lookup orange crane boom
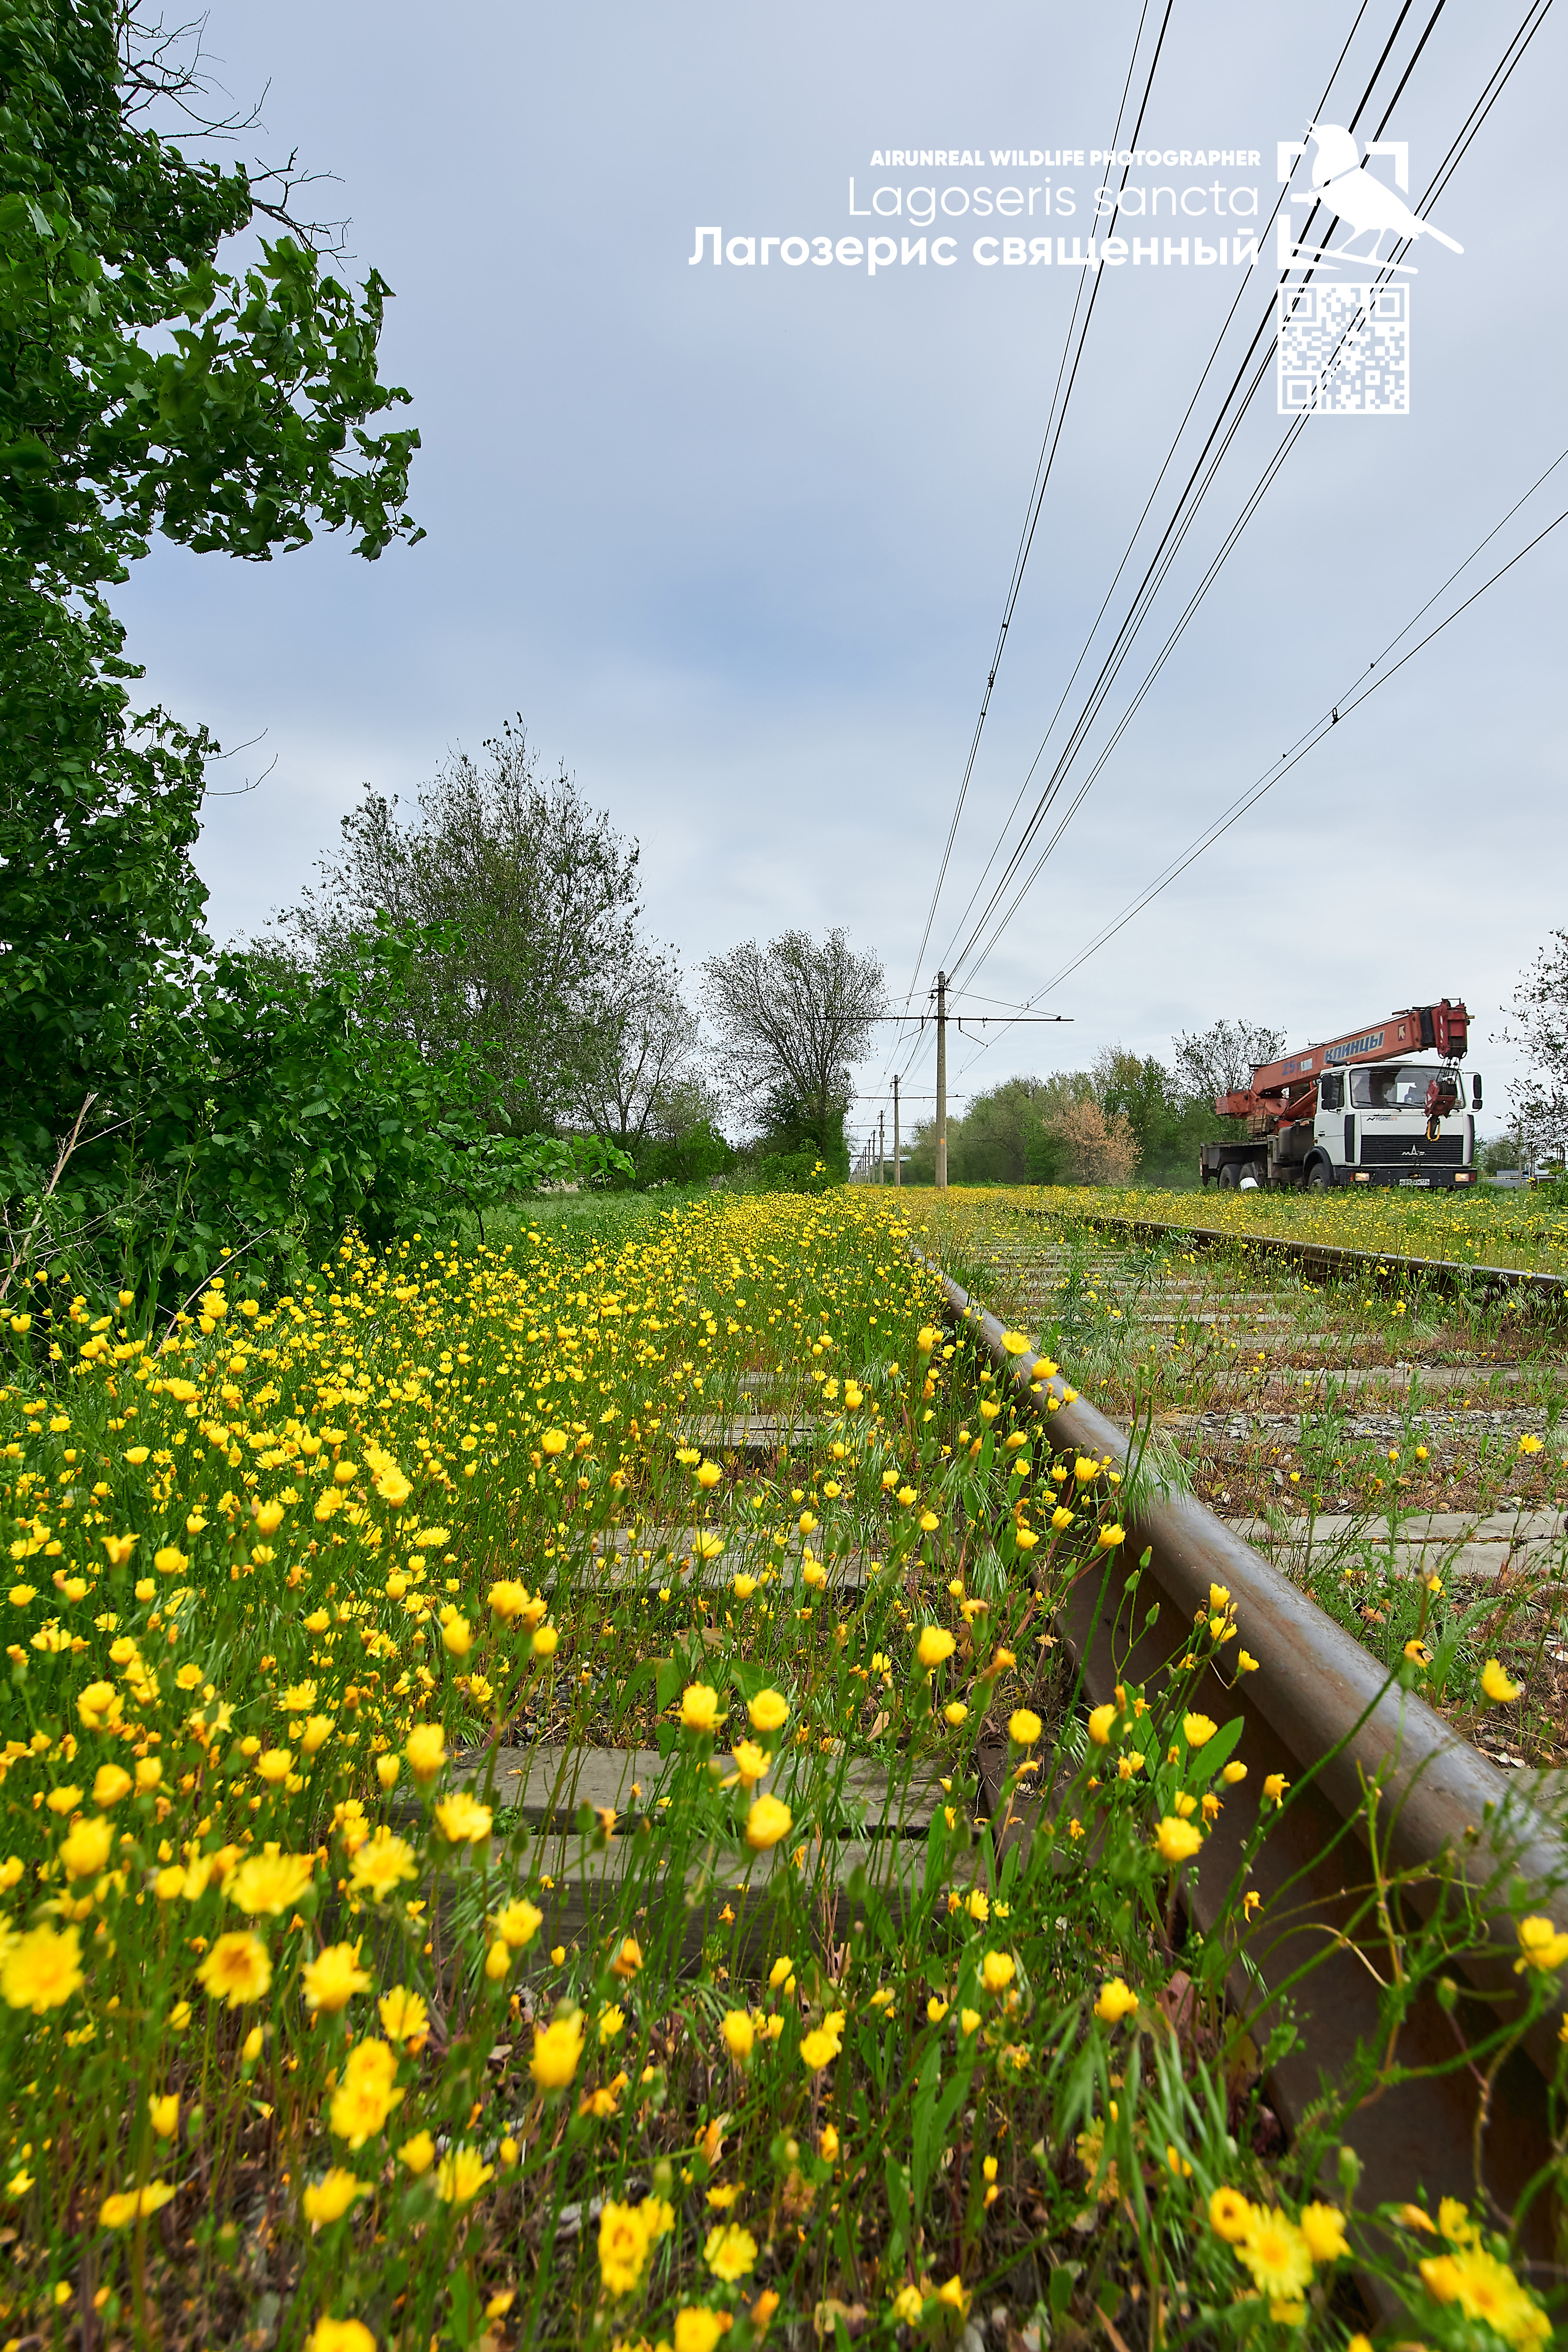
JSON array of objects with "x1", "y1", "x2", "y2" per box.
[{"x1": 1216, "y1": 999, "x2": 1468, "y2": 1132}]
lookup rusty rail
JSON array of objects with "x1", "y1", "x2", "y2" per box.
[
  {"x1": 936, "y1": 1268, "x2": 1568, "y2": 2265},
  {"x1": 1031, "y1": 1205, "x2": 1568, "y2": 1309}
]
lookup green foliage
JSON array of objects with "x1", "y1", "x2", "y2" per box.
[
  {"x1": 7, "y1": 923, "x2": 632, "y2": 1303},
  {"x1": 281, "y1": 725, "x2": 643, "y2": 1134},
  {"x1": 626, "y1": 1119, "x2": 735, "y2": 1191},
  {"x1": 0, "y1": 1, "x2": 425, "y2": 1293}
]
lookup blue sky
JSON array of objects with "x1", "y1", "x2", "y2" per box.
[{"x1": 119, "y1": 1, "x2": 1567, "y2": 1144}]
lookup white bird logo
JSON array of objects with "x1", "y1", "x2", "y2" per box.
[{"x1": 1306, "y1": 122, "x2": 1463, "y2": 262}]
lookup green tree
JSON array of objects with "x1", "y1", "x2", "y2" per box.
[
  {"x1": 0, "y1": 0, "x2": 420, "y2": 1200},
  {"x1": 283, "y1": 725, "x2": 641, "y2": 1134},
  {"x1": 702, "y1": 929, "x2": 884, "y2": 1171}
]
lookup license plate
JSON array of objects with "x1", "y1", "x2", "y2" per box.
[{"x1": 1397, "y1": 1177, "x2": 1431, "y2": 1188}]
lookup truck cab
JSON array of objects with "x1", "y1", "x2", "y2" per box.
[{"x1": 1304, "y1": 1060, "x2": 1481, "y2": 1189}]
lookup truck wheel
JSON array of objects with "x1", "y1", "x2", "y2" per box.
[
  {"x1": 1218, "y1": 1161, "x2": 1240, "y2": 1190},
  {"x1": 1306, "y1": 1159, "x2": 1333, "y2": 1191}
]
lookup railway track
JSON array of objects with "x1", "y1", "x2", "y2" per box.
[
  {"x1": 1046, "y1": 1205, "x2": 1568, "y2": 1310},
  {"x1": 928, "y1": 1218, "x2": 1568, "y2": 2284}
]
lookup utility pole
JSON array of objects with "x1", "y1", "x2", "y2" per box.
[
  {"x1": 893, "y1": 1073, "x2": 901, "y2": 1188},
  {"x1": 878, "y1": 1109, "x2": 885, "y2": 1186},
  {"x1": 934, "y1": 970, "x2": 948, "y2": 1191}
]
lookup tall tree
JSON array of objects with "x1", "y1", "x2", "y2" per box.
[
  {"x1": 1170, "y1": 1018, "x2": 1285, "y2": 1106},
  {"x1": 1506, "y1": 930, "x2": 1568, "y2": 1155},
  {"x1": 702, "y1": 929, "x2": 884, "y2": 1154},
  {"x1": 573, "y1": 945, "x2": 702, "y2": 1145},
  {"x1": 284, "y1": 724, "x2": 641, "y2": 1133},
  {"x1": 0, "y1": 0, "x2": 419, "y2": 1186}
]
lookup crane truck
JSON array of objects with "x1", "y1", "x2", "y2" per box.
[{"x1": 1197, "y1": 998, "x2": 1482, "y2": 1191}]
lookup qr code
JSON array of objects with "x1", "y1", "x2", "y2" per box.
[{"x1": 1276, "y1": 283, "x2": 1408, "y2": 414}]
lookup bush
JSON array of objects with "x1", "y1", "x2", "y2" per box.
[{"x1": 628, "y1": 1120, "x2": 735, "y2": 1190}]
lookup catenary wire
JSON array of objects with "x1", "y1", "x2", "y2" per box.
[{"x1": 945, "y1": 0, "x2": 1548, "y2": 998}]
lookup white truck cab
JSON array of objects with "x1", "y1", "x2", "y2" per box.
[{"x1": 1304, "y1": 1060, "x2": 1481, "y2": 1189}]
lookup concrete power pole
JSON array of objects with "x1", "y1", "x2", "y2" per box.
[
  {"x1": 893, "y1": 1073, "x2": 901, "y2": 1188},
  {"x1": 878, "y1": 1109, "x2": 885, "y2": 1186},
  {"x1": 935, "y1": 970, "x2": 948, "y2": 1191}
]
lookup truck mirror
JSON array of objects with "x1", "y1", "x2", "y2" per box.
[{"x1": 1471, "y1": 1074, "x2": 1482, "y2": 1111}]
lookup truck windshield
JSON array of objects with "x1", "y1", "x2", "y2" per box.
[{"x1": 1349, "y1": 1066, "x2": 1438, "y2": 1110}]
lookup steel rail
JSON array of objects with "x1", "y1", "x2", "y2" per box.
[
  {"x1": 935, "y1": 1266, "x2": 1568, "y2": 2265},
  {"x1": 1015, "y1": 1205, "x2": 1568, "y2": 1309}
]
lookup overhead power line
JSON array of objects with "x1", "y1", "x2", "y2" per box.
[
  {"x1": 897, "y1": 0, "x2": 1174, "y2": 1015},
  {"x1": 939, "y1": 0, "x2": 1489, "y2": 993}
]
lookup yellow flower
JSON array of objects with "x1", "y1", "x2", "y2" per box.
[
  {"x1": 1236, "y1": 2209, "x2": 1312, "y2": 2299},
  {"x1": 1155, "y1": 1817, "x2": 1203, "y2": 1865},
  {"x1": 1182, "y1": 1712, "x2": 1218, "y2": 1747},
  {"x1": 1482, "y1": 1658, "x2": 1521, "y2": 1703},
  {"x1": 891, "y1": 2287, "x2": 925, "y2": 2324},
  {"x1": 1262, "y1": 1773, "x2": 1289, "y2": 1804},
  {"x1": 307, "y1": 2318, "x2": 376, "y2": 2352},
  {"x1": 541, "y1": 1429, "x2": 568, "y2": 1455},
  {"x1": 980, "y1": 1952, "x2": 1015, "y2": 1994},
  {"x1": 1, "y1": 1923, "x2": 83, "y2": 2013},
  {"x1": 304, "y1": 1943, "x2": 373, "y2": 2014},
  {"x1": 1086, "y1": 1703, "x2": 1116, "y2": 1746},
  {"x1": 800, "y1": 2022, "x2": 843, "y2": 2071},
  {"x1": 404, "y1": 1723, "x2": 445, "y2": 1782},
  {"x1": 230, "y1": 1851, "x2": 314, "y2": 1916},
  {"x1": 674, "y1": 2313, "x2": 725, "y2": 2352},
  {"x1": 378, "y1": 1986, "x2": 430, "y2": 2049},
  {"x1": 917, "y1": 1626, "x2": 955, "y2": 1670},
  {"x1": 532, "y1": 1624, "x2": 559, "y2": 1657},
  {"x1": 1514, "y1": 1915, "x2": 1568, "y2": 1974},
  {"x1": 1418, "y1": 2245, "x2": 1546, "y2": 2342},
  {"x1": 1209, "y1": 2185, "x2": 1253, "y2": 2241},
  {"x1": 440, "y1": 1613, "x2": 472, "y2": 1658},
  {"x1": 436, "y1": 2146, "x2": 494, "y2": 2206},
  {"x1": 496, "y1": 1899, "x2": 544, "y2": 1950},
  {"x1": 1299, "y1": 2201, "x2": 1349, "y2": 2263},
  {"x1": 349, "y1": 1831, "x2": 417, "y2": 1902},
  {"x1": 927, "y1": 1997, "x2": 949, "y2": 2024},
  {"x1": 934, "y1": 2275, "x2": 970, "y2": 2314},
  {"x1": 374, "y1": 1465, "x2": 412, "y2": 1508},
  {"x1": 99, "y1": 2182, "x2": 175, "y2": 2229},
  {"x1": 60, "y1": 1815, "x2": 112, "y2": 1881},
  {"x1": 727, "y1": 1739, "x2": 772, "y2": 1789},
  {"x1": 1094, "y1": 1978, "x2": 1138, "y2": 2025},
  {"x1": 254, "y1": 1747, "x2": 293, "y2": 1786},
  {"x1": 745, "y1": 1793, "x2": 792, "y2": 1851},
  {"x1": 722, "y1": 2009, "x2": 754, "y2": 2059},
  {"x1": 434, "y1": 1792, "x2": 493, "y2": 1845},
  {"x1": 197, "y1": 1931, "x2": 273, "y2": 2008},
  {"x1": 330, "y1": 2038, "x2": 403, "y2": 2147},
  {"x1": 1095, "y1": 1524, "x2": 1126, "y2": 1550},
  {"x1": 944, "y1": 1701, "x2": 968, "y2": 1726},
  {"x1": 599, "y1": 2197, "x2": 654, "y2": 2296},
  {"x1": 704, "y1": 2222, "x2": 759, "y2": 2282},
  {"x1": 680, "y1": 1682, "x2": 724, "y2": 1734},
  {"x1": 747, "y1": 1688, "x2": 788, "y2": 1733},
  {"x1": 77, "y1": 1680, "x2": 122, "y2": 1730},
  {"x1": 398, "y1": 2130, "x2": 435, "y2": 2176},
  {"x1": 92, "y1": 1765, "x2": 132, "y2": 1807},
  {"x1": 1007, "y1": 1709, "x2": 1042, "y2": 1745},
  {"x1": 148, "y1": 2093, "x2": 179, "y2": 2138},
  {"x1": 531, "y1": 2012, "x2": 585, "y2": 2090},
  {"x1": 302, "y1": 2170, "x2": 366, "y2": 2227}
]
